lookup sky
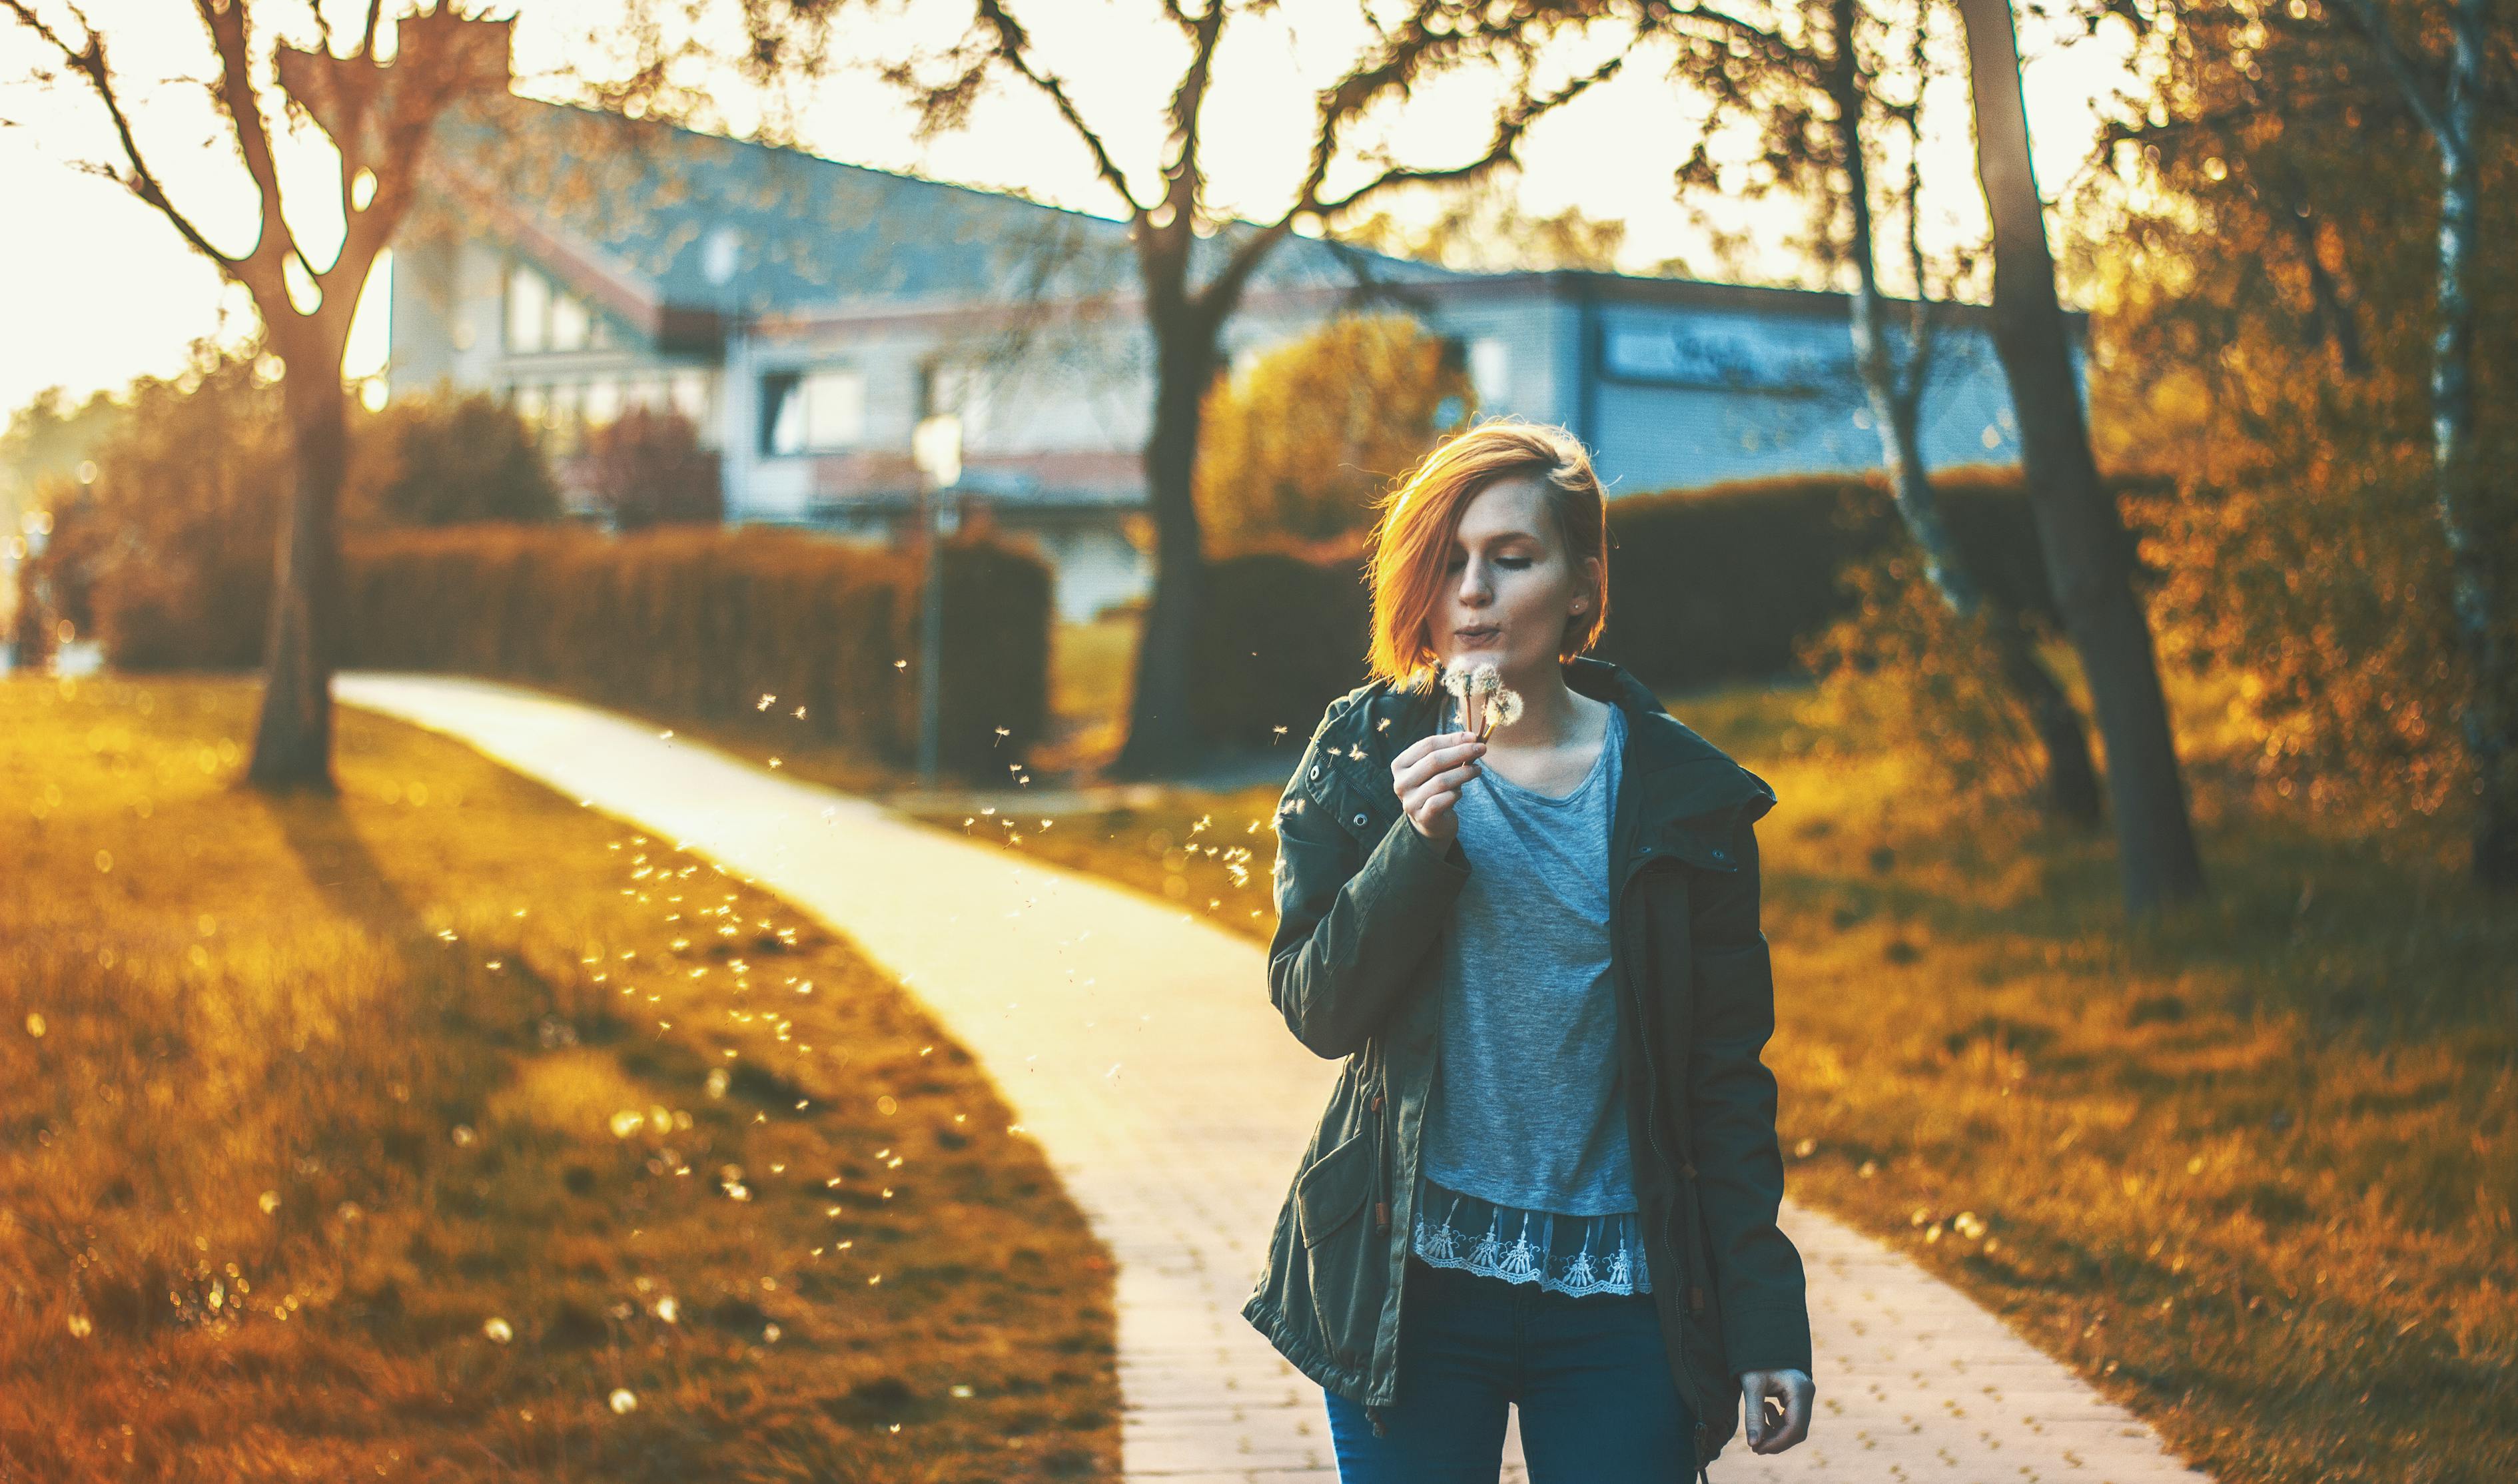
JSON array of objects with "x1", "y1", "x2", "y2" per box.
[{"x1": 0, "y1": 0, "x2": 2149, "y2": 419}]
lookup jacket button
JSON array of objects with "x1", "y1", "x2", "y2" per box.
[
  {"x1": 1353, "y1": 812, "x2": 1367, "y2": 827},
  {"x1": 1709, "y1": 849, "x2": 1729, "y2": 863},
  {"x1": 1310, "y1": 763, "x2": 1322, "y2": 780}
]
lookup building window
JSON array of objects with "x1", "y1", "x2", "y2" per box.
[
  {"x1": 1469, "y1": 338, "x2": 1509, "y2": 408},
  {"x1": 550, "y1": 291, "x2": 590, "y2": 353},
  {"x1": 920, "y1": 361, "x2": 991, "y2": 444},
  {"x1": 761, "y1": 368, "x2": 865, "y2": 455},
  {"x1": 506, "y1": 264, "x2": 550, "y2": 352}
]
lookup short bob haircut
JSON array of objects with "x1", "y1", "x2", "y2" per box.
[{"x1": 1363, "y1": 416, "x2": 1611, "y2": 693}]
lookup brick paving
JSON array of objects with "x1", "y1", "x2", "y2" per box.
[{"x1": 338, "y1": 673, "x2": 2216, "y2": 1484}]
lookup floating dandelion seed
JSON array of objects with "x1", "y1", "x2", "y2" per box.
[
  {"x1": 608, "y1": 1389, "x2": 637, "y2": 1415},
  {"x1": 484, "y1": 1317, "x2": 514, "y2": 1343},
  {"x1": 24, "y1": 1014, "x2": 44, "y2": 1037},
  {"x1": 258, "y1": 1190, "x2": 280, "y2": 1214},
  {"x1": 655, "y1": 1297, "x2": 679, "y2": 1323},
  {"x1": 895, "y1": 658, "x2": 908, "y2": 669},
  {"x1": 67, "y1": 1314, "x2": 92, "y2": 1338},
  {"x1": 951, "y1": 1384, "x2": 974, "y2": 1398},
  {"x1": 763, "y1": 1323, "x2": 781, "y2": 1343}
]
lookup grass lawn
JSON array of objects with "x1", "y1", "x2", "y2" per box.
[
  {"x1": 0, "y1": 673, "x2": 1119, "y2": 1483},
  {"x1": 876, "y1": 657, "x2": 2516, "y2": 1484}
]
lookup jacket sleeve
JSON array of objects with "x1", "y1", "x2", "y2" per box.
[
  {"x1": 1264, "y1": 715, "x2": 1471, "y2": 1060},
  {"x1": 1685, "y1": 807, "x2": 1815, "y2": 1380}
]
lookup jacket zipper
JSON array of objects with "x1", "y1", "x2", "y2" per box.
[{"x1": 1367, "y1": 1033, "x2": 1392, "y2": 1437}]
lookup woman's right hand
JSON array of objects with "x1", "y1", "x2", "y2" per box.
[{"x1": 1394, "y1": 730, "x2": 1485, "y2": 845}]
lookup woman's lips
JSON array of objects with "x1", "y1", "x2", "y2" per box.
[{"x1": 1458, "y1": 626, "x2": 1499, "y2": 643}]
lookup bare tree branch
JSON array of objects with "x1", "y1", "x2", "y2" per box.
[
  {"x1": 2, "y1": 0, "x2": 240, "y2": 272},
  {"x1": 1312, "y1": 29, "x2": 1645, "y2": 217},
  {"x1": 969, "y1": 0, "x2": 1147, "y2": 214}
]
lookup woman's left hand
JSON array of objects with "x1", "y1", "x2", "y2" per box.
[{"x1": 1738, "y1": 1367, "x2": 1814, "y2": 1453}]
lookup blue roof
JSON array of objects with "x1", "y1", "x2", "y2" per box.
[{"x1": 427, "y1": 97, "x2": 1470, "y2": 319}]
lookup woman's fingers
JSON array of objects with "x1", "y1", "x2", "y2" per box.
[{"x1": 1392, "y1": 733, "x2": 1483, "y2": 798}]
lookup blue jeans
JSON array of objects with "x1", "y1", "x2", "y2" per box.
[{"x1": 1322, "y1": 1254, "x2": 1702, "y2": 1483}]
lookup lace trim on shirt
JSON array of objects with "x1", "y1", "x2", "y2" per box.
[{"x1": 1410, "y1": 1176, "x2": 1651, "y2": 1298}]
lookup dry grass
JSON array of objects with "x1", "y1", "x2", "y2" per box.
[
  {"x1": 0, "y1": 674, "x2": 1119, "y2": 1483},
  {"x1": 889, "y1": 659, "x2": 2518, "y2": 1484}
]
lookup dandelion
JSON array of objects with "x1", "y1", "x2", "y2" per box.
[{"x1": 1441, "y1": 661, "x2": 1521, "y2": 741}]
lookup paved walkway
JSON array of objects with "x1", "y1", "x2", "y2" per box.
[{"x1": 338, "y1": 673, "x2": 2216, "y2": 1484}]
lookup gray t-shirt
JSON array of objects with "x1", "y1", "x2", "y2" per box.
[{"x1": 1420, "y1": 700, "x2": 1633, "y2": 1216}]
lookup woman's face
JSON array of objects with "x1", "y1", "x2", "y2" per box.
[{"x1": 1432, "y1": 474, "x2": 1591, "y2": 702}]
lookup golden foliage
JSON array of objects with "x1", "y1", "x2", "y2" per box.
[{"x1": 1193, "y1": 314, "x2": 1473, "y2": 559}]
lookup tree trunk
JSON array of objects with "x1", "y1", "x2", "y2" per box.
[
  {"x1": 246, "y1": 363, "x2": 348, "y2": 792},
  {"x1": 1954, "y1": 0, "x2": 2204, "y2": 911},
  {"x1": 2417, "y1": 1, "x2": 2518, "y2": 886},
  {"x1": 1828, "y1": 17, "x2": 2102, "y2": 824},
  {"x1": 1106, "y1": 318, "x2": 1218, "y2": 780}
]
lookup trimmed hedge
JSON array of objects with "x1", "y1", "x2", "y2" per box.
[
  {"x1": 344, "y1": 524, "x2": 1051, "y2": 779},
  {"x1": 1189, "y1": 468, "x2": 2094, "y2": 746},
  {"x1": 1589, "y1": 466, "x2": 2064, "y2": 693}
]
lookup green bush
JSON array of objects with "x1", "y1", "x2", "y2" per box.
[
  {"x1": 343, "y1": 524, "x2": 1051, "y2": 779},
  {"x1": 1190, "y1": 548, "x2": 1374, "y2": 747}
]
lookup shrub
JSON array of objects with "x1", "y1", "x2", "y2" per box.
[
  {"x1": 342, "y1": 523, "x2": 1052, "y2": 779},
  {"x1": 346, "y1": 388, "x2": 561, "y2": 530},
  {"x1": 582, "y1": 406, "x2": 721, "y2": 530}
]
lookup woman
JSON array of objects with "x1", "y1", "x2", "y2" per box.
[{"x1": 1239, "y1": 418, "x2": 1816, "y2": 1482}]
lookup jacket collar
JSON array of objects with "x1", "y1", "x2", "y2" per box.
[{"x1": 1314, "y1": 653, "x2": 1777, "y2": 837}]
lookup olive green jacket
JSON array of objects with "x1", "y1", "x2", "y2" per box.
[{"x1": 1238, "y1": 655, "x2": 1813, "y2": 1475}]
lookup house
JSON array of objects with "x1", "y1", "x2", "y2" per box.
[{"x1": 388, "y1": 99, "x2": 2078, "y2": 623}]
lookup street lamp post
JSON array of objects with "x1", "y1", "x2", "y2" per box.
[{"x1": 910, "y1": 413, "x2": 963, "y2": 788}]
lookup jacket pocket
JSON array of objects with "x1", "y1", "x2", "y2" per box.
[
  {"x1": 1311, "y1": 761, "x2": 1399, "y2": 847},
  {"x1": 1294, "y1": 1127, "x2": 1384, "y2": 1367}
]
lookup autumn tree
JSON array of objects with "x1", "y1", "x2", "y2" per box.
[
  {"x1": 3, "y1": 0, "x2": 514, "y2": 789},
  {"x1": 2075, "y1": 0, "x2": 2517, "y2": 869},
  {"x1": 1955, "y1": 0, "x2": 2205, "y2": 910},
  {"x1": 1195, "y1": 314, "x2": 1475, "y2": 559}
]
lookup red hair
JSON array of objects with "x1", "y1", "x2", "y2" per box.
[{"x1": 1361, "y1": 416, "x2": 1610, "y2": 691}]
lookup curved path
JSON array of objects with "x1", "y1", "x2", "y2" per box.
[{"x1": 338, "y1": 673, "x2": 2216, "y2": 1484}]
